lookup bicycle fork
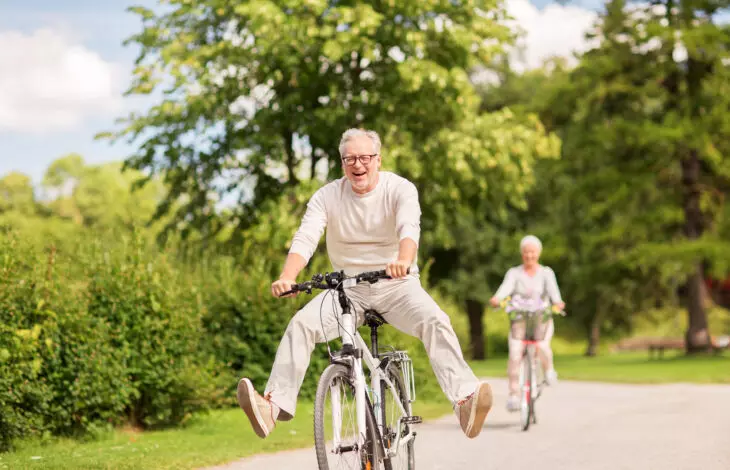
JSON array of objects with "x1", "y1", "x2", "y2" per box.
[{"x1": 336, "y1": 297, "x2": 369, "y2": 451}]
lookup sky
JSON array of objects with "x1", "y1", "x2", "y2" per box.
[{"x1": 0, "y1": 0, "x2": 604, "y2": 184}]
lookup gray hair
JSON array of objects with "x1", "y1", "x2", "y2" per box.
[
  {"x1": 520, "y1": 235, "x2": 543, "y2": 253},
  {"x1": 338, "y1": 128, "x2": 382, "y2": 157}
]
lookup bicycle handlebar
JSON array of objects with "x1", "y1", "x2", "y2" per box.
[
  {"x1": 279, "y1": 268, "x2": 409, "y2": 297},
  {"x1": 505, "y1": 308, "x2": 567, "y2": 320}
]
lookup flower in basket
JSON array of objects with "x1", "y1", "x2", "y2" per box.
[{"x1": 505, "y1": 296, "x2": 548, "y2": 314}]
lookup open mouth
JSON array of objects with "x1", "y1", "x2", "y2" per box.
[{"x1": 353, "y1": 171, "x2": 366, "y2": 177}]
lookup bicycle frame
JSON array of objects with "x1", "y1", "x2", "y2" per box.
[
  {"x1": 286, "y1": 269, "x2": 418, "y2": 466},
  {"x1": 522, "y1": 341, "x2": 542, "y2": 398},
  {"x1": 518, "y1": 312, "x2": 547, "y2": 399},
  {"x1": 332, "y1": 280, "x2": 416, "y2": 460}
]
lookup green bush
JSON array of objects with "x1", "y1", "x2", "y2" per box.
[
  {"x1": 199, "y1": 254, "x2": 332, "y2": 404},
  {"x1": 0, "y1": 237, "x2": 54, "y2": 451},
  {"x1": 0, "y1": 232, "x2": 229, "y2": 449},
  {"x1": 82, "y1": 236, "x2": 223, "y2": 428}
]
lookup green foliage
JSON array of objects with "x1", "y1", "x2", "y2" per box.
[
  {"x1": 0, "y1": 172, "x2": 37, "y2": 215},
  {"x1": 198, "y1": 255, "x2": 334, "y2": 403},
  {"x1": 42, "y1": 155, "x2": 166, "y2": 231},
  {"x1": 0, "y1": 231, "x2": 225, "y2": 449},
  {"x1": 472, "y1": 0, "x2": 730, "y2": 350},
  {"x1": 547, "y1": 0, "x2": 730, "y2": 341},
  {"x1": 0, "y1": 237, "x2": 54, "y2": 451},
  {"x1": 102, "y1": 0, "x2": 513, "y2": 237},
  {"x1": 82, "y1": 235, "x2": 222, "y2": 428}
]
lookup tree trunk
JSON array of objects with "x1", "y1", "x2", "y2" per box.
[
  {"x1": 681, "y1": 149, "x2": 711, "y2": 353},
  {"x1": 311, "y1": 154, "x2": 319, "y2": 180},
  {"x1": 284, "y1": 131, "x2": 298, "y2": 185},
  {"x1": 585, "y1": 309, "x2": 604, "y2": 357},
  {"x1": 465, "y1": 299, "x2": 486, "y2": 360},
  {"x1": 684, "y1": 265, "x2": 711, "y2": 353}
]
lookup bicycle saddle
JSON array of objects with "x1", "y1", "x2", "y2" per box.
[{"x1": 364, "y1": 309, "x2": 388, "y2": 327}]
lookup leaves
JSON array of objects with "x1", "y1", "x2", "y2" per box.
[{"x1": 102, "y1": 0, "x2": 513, "y2": 238}]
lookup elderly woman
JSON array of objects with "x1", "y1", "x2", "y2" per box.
[{"x1": 489, "y1": 235, "x2": 565, "y2": 412}]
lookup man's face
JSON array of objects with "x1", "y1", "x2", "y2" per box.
[
  {"x1": 521, "y1": 244, "x2": 540, "y2": 268},
  {"x1": 341, "y1": 136, "x2": 381, "y2": 194}
]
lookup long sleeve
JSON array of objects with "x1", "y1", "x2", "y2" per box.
[
  {"x1": 288, "y1": 188, "x2": 327, "y2": 263},
  {"x1": 544, "y1": 267, "x2": 564, "y2": 304},
  {"x1": 394, "y1": 181, "x2": 421, "y2": 246},
  {"x1": 494, "y1": 268, "x2": 517, "y2": 301}
]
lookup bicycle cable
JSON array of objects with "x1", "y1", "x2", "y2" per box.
[{"x1": 317, "y1": 277, "x2": 359, "y2": 361}]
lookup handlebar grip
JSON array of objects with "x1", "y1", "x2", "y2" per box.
[{"x1": 376, "y1": 267, "x2": 411, "y2": 277}]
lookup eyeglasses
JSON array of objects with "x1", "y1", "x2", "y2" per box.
[{"x1": 341, "y1": 154, "x2": 377, "y2": 166}]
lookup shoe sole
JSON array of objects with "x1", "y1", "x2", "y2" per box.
[
  {"x1": 237, "y1": 378, "x2": 270, "y2": 438},
  {"x1": 466, "y1": 382, "x2": 493, "y2": 438}
]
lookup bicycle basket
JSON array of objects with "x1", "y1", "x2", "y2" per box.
[{"x1": 510, "y1": 313, "x2": 550, "y2": 341}]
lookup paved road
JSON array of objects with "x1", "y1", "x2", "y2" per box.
[{"x1": 205, "y1": 378, "x2": 730, "y2": 470}]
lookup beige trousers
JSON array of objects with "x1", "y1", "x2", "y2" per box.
[
  {"x1": 507, "y1": 318, "x2": 555, "y2": 395},
  {"x1": 264, "y1": 275, "x2": 480, "y2": 417}
]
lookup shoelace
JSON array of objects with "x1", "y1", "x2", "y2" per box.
[
  {"x1": 264, "y1": 392, "x2": 278, "y2": 423},
  {"x1": 455, "y1": 392, "x2": 474, "y2": 408}
]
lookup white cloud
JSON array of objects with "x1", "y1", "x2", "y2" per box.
[
  {"x1": 506, "y1": 0, "x2": 599, "y2": 72},
  {"x1": 0, "y1": 28, "x2": 123, "y2": 133}
]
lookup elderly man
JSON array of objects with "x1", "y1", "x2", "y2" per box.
[{"x1": 237, "y1": 128, "x2": 493, "y2": 439}]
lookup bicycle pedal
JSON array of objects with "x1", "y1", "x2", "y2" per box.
[{"x1": 402, "y1": 415, "x2": 422, "y2": 425}]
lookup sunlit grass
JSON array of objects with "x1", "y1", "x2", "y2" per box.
[
  {"x1": 1, "y1": 401, "x2": 451, "y2": 470},
  {"x1": 470, "y1": 350, "x2": 730, "y2": 384}
]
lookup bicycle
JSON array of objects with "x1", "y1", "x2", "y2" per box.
[
  {"x1": 501, "y1": 296, "x2": 565, "y2": 431},
  {"x1": 281, "y1": 269, "x2": 420, "y2": 470}
]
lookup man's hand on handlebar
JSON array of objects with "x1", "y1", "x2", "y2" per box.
[
  {"x1": 272, "y1": 278, "x2": 297, "y2": 298},
  {"x1": 386, "y1": 260, "x2": 410, "y2": 279}
]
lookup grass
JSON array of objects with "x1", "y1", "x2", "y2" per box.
[
  {"x1": 469, "y1": 350, "x2": 730, "y2": 384},
  {"x1": 1, "y1": 400, "x2": 452, "y2": 470}
]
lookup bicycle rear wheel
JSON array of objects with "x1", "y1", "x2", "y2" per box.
[
  {"x1": 518, "y1": 351, "x2": 533, "y2": 431},
  {"x1": 314, "y1": 364, "x2": 381, "y2": 470},
  {"x1": 380, "y1": 363, "x2": 415, "y2": 470}
]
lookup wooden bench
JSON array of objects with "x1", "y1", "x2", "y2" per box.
[{"x1": 611, "y1": 336, "x2": 730, "y2": 359}]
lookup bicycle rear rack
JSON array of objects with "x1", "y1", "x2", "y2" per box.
[{"x1": 381, "y1": 350, "x2": 416, "y2": 403}]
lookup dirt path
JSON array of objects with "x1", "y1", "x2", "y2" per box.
[{"x1": 205, "y1": 378, "x2": 730, "y2": 470}]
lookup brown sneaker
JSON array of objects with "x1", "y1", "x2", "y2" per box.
[
  {"x1": 237, "y1": 378, "x2": 278, "y2": 438},
  {"x1": 455, "y1": 382, "x2": 493, "y2": 438}
]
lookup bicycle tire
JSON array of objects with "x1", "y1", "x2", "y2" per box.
[
  {"x1": 519, "y1": 351, "x2": 532, "y2": 431},
  {"x1": 314, "y1": 364, "x2": 382, "y2": 470},
  {"x1": 380, "y1": 363, "x2": 415, "y2": 470}
]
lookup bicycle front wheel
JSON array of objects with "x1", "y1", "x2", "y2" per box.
[
  {"x1": 518, "y1": 351, "x2": 532, "y2": 431},
  {"x1": 314, "y1": 364, "x2": 381, "y2": 470}
]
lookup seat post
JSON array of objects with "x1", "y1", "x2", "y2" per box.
[{"x1": 370, "y1": 324, "x2": 379, "y2": 358}]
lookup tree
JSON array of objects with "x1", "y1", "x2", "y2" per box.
[
  {"x1": 42, "y1": 155, "x2": 166, "y2": 232},
  {"x1": 42, "y1": 154, "x2": 85, "y2": 224},
  {"x1": 101, "y1": 0, "x2": 514, "y2": 241},
  {"x1": 537, "y1": 0, "x2": 730, "y2": 354},
  {"x1": 388, "y1": 110, "x2": 560, "y2": 358},
  {"x1": 0, "y1": 172, "x2": 36, "y2": 215}
]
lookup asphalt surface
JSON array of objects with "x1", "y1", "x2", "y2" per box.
[{"x1": 205, "y1": 377, "x2": 730, "y2": 470}]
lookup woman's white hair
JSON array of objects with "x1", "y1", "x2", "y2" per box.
[
  {"x1": 520, "y1": 235, "x2": 543, "y2": 253},
  {"x1": 338, "y1": 128, "x2": 382, "y2": 157}
]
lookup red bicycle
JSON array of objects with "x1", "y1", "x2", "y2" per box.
[{"x1": 504, "y1": 297, "x2": 565, "y2": 431}]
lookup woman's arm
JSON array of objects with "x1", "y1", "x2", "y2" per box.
[
  {"x1": 544, "y1": 267, "x2": 565, "y2": 308},
  {"x1": 490, "y1": 268, "x2": 517, "y2": 306}
]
